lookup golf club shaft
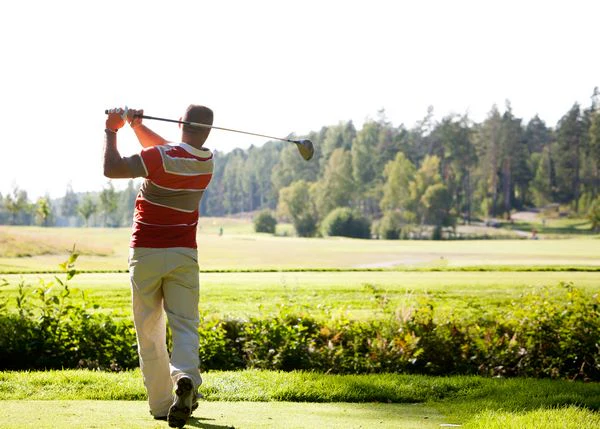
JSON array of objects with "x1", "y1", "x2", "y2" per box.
[{"x1": 139, "y1": 114, "x2": 300, "y2": 145}]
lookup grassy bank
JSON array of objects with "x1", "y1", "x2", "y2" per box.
[{"x1": 1, "y1": 370, "x2": 599, "y2": 428}]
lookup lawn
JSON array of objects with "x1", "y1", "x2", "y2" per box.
[
  {"x1": 1, "y1": 370, "x2": 599, "y2": 428},
  {"x1": 3, "y1": 271, "x2": 600, "y2": 320},
  {"x1": 1, "y1": 225, "x2": 599, "y2": 272},
  {"x1": 2, "y1": 223, "x2": 600, "y2": 428}
]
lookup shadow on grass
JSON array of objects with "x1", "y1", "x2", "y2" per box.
[{"x1": 187, "y1": 417, "x2": 235, "y2": 429}]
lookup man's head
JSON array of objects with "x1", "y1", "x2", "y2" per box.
[{"x1": 181, "y1": 104, "x2": 213, "y2": 146}]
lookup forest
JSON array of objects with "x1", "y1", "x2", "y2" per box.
[{"x1": 2, "y1": 90, "x2": 600, "y2": 238}]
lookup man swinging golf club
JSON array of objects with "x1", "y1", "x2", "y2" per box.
[{"x1": 104, "y1": 105, "x2": 214, "y2": 428}]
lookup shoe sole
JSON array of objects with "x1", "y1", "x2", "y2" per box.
[{"x1": 168, "y1": 378, "x2": 194, "y2": 428}]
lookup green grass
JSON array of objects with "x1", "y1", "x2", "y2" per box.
[
  {"x1": 1, "y1": 370, "x2": 599, "y2": 428},
  {"x1": 3, "y1": 270, "x2": 600, "y2": 321},
  {"x1": 3, "y1": 271, "x2": 600, "y2": 320},
  {"x1": 501, "y1": 216, "x2": 594, "y2": 237},
  {"x1": 0, "y1": 400, "x2": 442, "y2": 429},
  {"x1": 463, "y1": 406, "x2": 600, "y2": 429},
  {"x1": 1, "y1": 225, "x2": 599, "y2": 273},
  {"x1": 2, "y1": 223, "x2": 600, "y2": 427}
]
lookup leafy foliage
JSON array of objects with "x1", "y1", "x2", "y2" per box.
[
  {"x1": 321, "y1": 207, "x2": 371, "y2": 238},
  {"x1": 0, "y1": 250, "x2": 137, "y2": 370},
  {"x1": 3, "y1": 262, "x2": 599, "y2": 381},
  {"x1": 253, "y1": 210, "x2": 277, "y2": 234}
]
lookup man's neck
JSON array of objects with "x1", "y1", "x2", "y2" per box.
[{"x1": 182, "y1": 134, "x2": 206, "y2": 150}]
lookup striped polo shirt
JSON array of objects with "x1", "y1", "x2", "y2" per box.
[{"x1": 126, "y1": 142, "x2": 213, "y2": 248}]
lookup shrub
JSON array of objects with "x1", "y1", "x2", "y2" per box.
[
  {"x1": 3, "y1": 262, "x2": 600, "y2": 381},
  {"x1": 253, "y1": 210, "x2": 277, "y2": 234},
  {"x1": 294, "y1": 213, "x2": 319, "y2": 237},
  {"x1": 321, "y1": 208, "x2": 371, "y2": 239},
  {"x1": 377, "y1": 211, "x2": 404, "y2": 239}
]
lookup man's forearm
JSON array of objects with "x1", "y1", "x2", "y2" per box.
[
  {"x1": 103, "y1": 129, "x2": 131, "y2": 178},
  {"x1": 132, "y1": 124, "x2": 167, "y2": 148}
]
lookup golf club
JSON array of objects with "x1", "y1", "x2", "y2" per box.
[{"x1": 104, "y1": 108, "x2": 314, "y2": 161}]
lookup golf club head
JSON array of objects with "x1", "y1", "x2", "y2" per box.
[{"x1": 295, "y1": 139, "x2": 314, "y2": 161}]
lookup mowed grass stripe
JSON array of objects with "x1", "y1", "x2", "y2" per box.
[{"x1": 3, "y1": 271, "x2": 600, "y2": 319}]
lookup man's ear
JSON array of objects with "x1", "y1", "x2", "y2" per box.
[{"x1": 179, "y1": 117, "x2": 183, "y2": 129}]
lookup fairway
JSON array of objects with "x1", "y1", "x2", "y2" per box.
[
  {"x1": 1, "y1": 226, "x2": 599, "y2": 272},
  {"x1": 3, "y1": 271, "x2": 600, "y2": 319}
]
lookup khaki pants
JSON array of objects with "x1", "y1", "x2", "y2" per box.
[{"x1": 129, "y1": 247, "x2": 202, "y2": 417}]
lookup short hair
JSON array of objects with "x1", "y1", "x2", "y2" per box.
[{"x1": 182, "y1": 105, "x2": 213, "y2": 137}]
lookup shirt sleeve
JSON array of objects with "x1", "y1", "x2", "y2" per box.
[
  {"x1": 138, "y1": 146, "x2": 163, "y2": 178},
  {"x1": 122, "y1": 154, "x2": 148, "y2": 178}
]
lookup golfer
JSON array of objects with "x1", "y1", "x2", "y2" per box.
[{"x1": 104, "y1": 105, "x2": 214, "y2": 428}]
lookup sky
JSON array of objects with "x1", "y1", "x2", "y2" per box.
[{"x1": 1, "y1": 0, "x2": 599, "y2": 200}]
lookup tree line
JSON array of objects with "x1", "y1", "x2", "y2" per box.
[{"x1": 2, "y1": 90, "x2": 600, "y2": 236}]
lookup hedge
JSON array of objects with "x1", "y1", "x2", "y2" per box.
[{"x1": 1, "y1": 279, "x2": 599, "y2": 381}]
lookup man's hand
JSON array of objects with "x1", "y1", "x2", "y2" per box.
[
  {"x1": 106, "y1": 108, "x2": 126, "y2": 132},
  {"x1": 127, "y1": 108, "x2": 144, "y2": 129}
]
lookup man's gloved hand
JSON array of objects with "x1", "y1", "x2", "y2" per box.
[
  {"x1": 106, "y1": 108, "x2": 126, "y2": 132},
  {"x1": 127, "y1": 108, "x2": 144, "y2": 129}
]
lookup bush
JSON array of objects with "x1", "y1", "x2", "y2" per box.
[
  {"x1": 0, "y1": 279, "x2": 138, "y2": 371},
  {"x1": 377, "y1": 211, "x2": 404, "y2": 239},
  {"x1": 3, "y1": 261, "x2": 599, "y2": 381},
  {"x1": 253, "y1": 210, "x2": 277, "y2": 234},
  {"x1": 321, "y1": 208, "x2": 371, "y2": 239},
  {"x1": 294, "y1": 213, "x2": 319, "y2": 237}
]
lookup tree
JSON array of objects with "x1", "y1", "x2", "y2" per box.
[
  {"x1": 531, "y1": 147, "x2": 554, "y2": 207},
  {"x1": 351, "y1": 120, "x2": 381, "y2": 215},
  {"x1": 555, "y1": 103, "x2": 584, "y2": 210},
  {"x1": 271, "y1": 140, "x2": 320, "y2": 202},
  {"x1": 380, "y1": 152, "x2": 416, "y2": 216},
  {"x1": 315, "y1": 148, "x2": 354, "y2": 218},
  {"x1": 277, "y1": 180, "x2": 318, "y2": 237},
  {"x1": 77, "y1": 195, "x2": 97, "y2": 227},
  {"x1": 409, "y1": 155, "x2": 443, "y2": 225},
  {"x1": 99, "y1": 182, "x2": 119, "y2": 227},
  {"x1": 319, "y1": 121, "x2": 356, "y2": 173},
  {"x1": 474, "y1": 105, "x2": 503, "y2": 217},
  {"x1": 35, "y1": 196, "x2": 52, "y2": 226},
  {"x1": 200, "y1": 149, "x2": 227, "y2": 216},
  {"x1": 4, "y1": 186, "x2": 30, "y2": 225},
  {"x1": 588, "y1": 109, "x2": 600, "y2": 198},
  {"x1": 588, "y1": 197, "x2": 600, "y2": 232},
  {"x1": 524, "y1": 115, "x2": 552, "y2": 154},
  {"x1": 61, "y1": 183, "x2": 79, "y2": 218},
  {"x1": 221, "y1": 149, "x2": 246, "y2": 214},
  {"x1": 498, "y1": 103, "x2": 526, "y2": 216},
  {"x1": 119, "y1": 180, "x2": 138, "y2": 226},
  {"x1": 420, "y1": 183, "x2": 453, "y2": 230},
  {"x1": 428, "y1": 114, "x2": 476, "y2": 222}
]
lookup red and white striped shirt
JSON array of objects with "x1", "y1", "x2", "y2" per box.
[{"x1": 128, "y1": 142, "x2": 213, "y2": 248}]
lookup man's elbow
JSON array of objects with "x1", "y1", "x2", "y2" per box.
[
  {"x1": 104, "y1": 163, "x2": 118, "y2": 178},
  {"x1": 104, "y1": 163, "x2": 131, "y2": 179},
  {"x1": 104, "y1": 169, "x2": 117, "y2": 179}
]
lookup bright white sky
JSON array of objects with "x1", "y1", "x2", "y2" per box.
[{"x1": 1, "y1": 0, "x2": 598, "y2": 200}]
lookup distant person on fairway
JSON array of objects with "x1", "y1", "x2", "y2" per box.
[{"x1": 104, "y1": 105, "x2": 214, "y2": 428}]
